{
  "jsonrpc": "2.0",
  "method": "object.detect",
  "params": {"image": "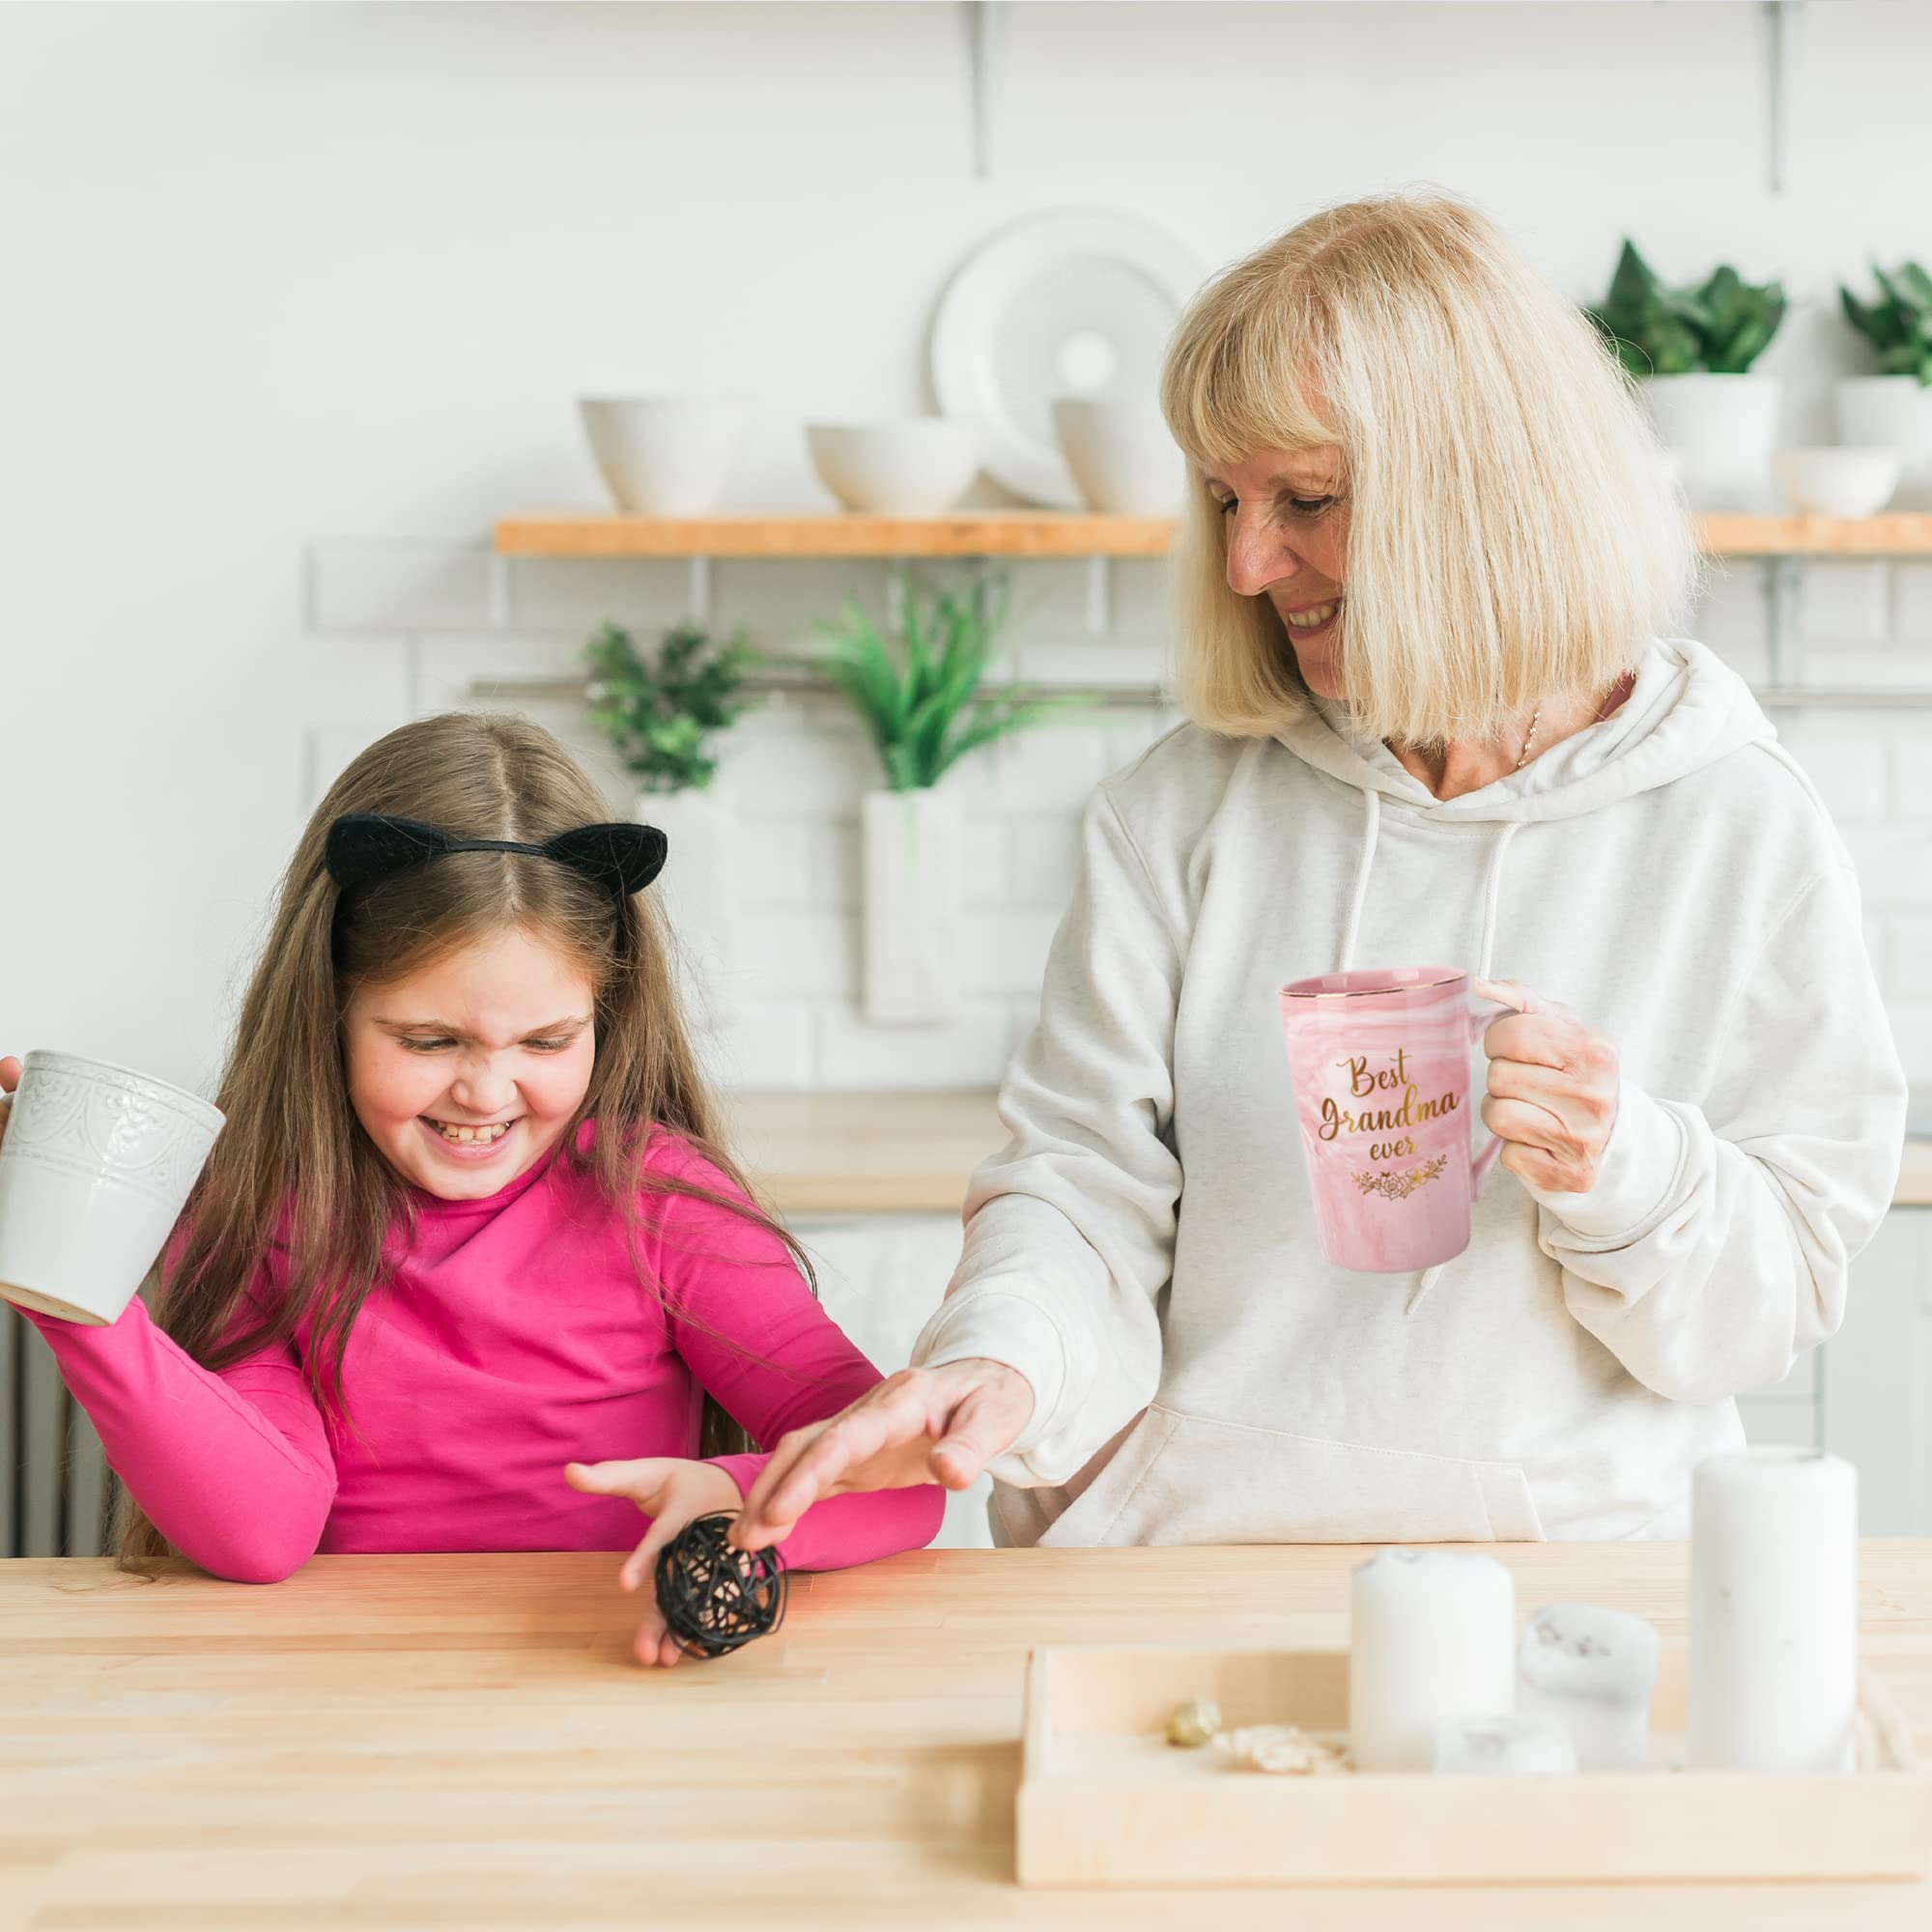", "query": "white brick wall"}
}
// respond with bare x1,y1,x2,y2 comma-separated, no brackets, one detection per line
307,547,1932,1092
